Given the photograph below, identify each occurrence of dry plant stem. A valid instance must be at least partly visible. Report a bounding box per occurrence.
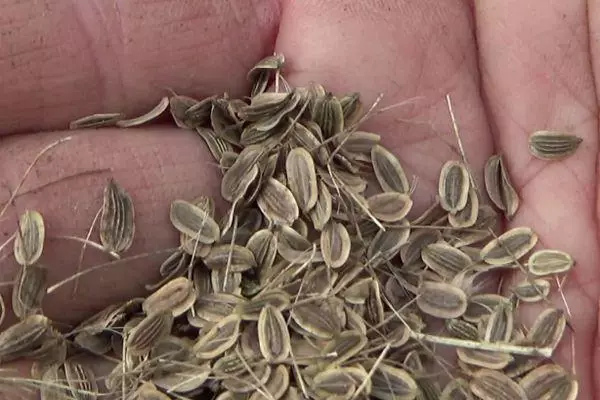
[0,136,72,220]
[46,248,177,294]
[49,236,120,259]
[73,207,103,296]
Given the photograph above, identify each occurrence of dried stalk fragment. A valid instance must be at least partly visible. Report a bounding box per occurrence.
[371,144,410,193]
[529,130,583,160]
[258,305,291,363]
[320,221,351,269]
[367,192,413,222]
[116,96,169,127]
[519,364,578,400]
[480,227,537,265]
[527,249,574,276]
[193,314,241,359]
[99,179,135,254]
[470,369,527,400]
[438,160,470,213]
[69,113,124,129]
[170,199,220,244]
[12,264,47,319]
[126,310,174,356]
[512,279,551,302]
[142,277,196,317]
[257,177,300,225]
[13,210,45,266]
[484,155,519,219]
[286,147,318,212]
[526,308,566,350]
[416,281,468,319]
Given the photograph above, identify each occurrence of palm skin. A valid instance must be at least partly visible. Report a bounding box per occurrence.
[0,0,598,398]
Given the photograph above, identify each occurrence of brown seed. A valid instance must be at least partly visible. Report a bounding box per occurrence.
[470,369,527,400]
[527,249,574,276]
[519,363,578,400]
[126,310,174,356]
[69,113,124,129]
[0,314,50,363]
[480,227,538,265]
[257,177,300,225]
[371,144,410,193]
[416,281,468,319]
[321,221,351,269]
[258,305,291,363]
[512,278,551,303]
[526,308,566,350]
[529,130,583,160]
[369,362,419,400]
[204,244,257,272]
[169,199,220,244]
[142,277,196,317]
[193,314,241,359]
[484,155,520,219]
[13,210,45,267]
[116,96,169,128]
[438,160,470,213]
[366,192,413,222]
[63,360,98,400]
[286,147,318,212]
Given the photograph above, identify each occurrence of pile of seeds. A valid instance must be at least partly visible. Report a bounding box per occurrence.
[0,54,583,400]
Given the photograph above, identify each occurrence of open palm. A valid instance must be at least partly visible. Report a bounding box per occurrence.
[1,0,598,398]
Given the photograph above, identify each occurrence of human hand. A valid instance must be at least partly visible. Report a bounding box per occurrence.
[0,0,598,398]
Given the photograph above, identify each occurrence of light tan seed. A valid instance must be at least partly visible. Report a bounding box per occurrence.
[211,268,242,294]
[463,294,508,323]
[152,362,211,394]
[527,249,574,276]
[0,314,50,363]
[126,310,174,356]
[13,210,45,267]
[309,180,332,230]
[196,127,234,163]
[222,362,272,393]
[258,305,291,363]
[529,130,583,160]
[366,192,413,222]
[484,302,513,343]
[440,378,472,400]
[311,368,357,399]
[257,177,300,225]
[193,314,241,359]
[449,187,480,228]
[247,53,285,96]
[456,348,513,370]
[371,144,410,193]
[340,92,364,126]
[12,264,47,319]
[290,299,343,339]
[69,113,124,129]
[204,244,257,272]
[470,369,527,400]
[445,319,479,340]
[322,330,367,366]
[341,277,372,305]
[526,308,566,350]
[438,161,470,213]
[247,229,278,272]
[480,227,538,265]
[142,277,196,317]
[235,290,291,321]
[98,179,135,254]
[321,221,351,269]
[512,279,551,303]
[336,130,380,154]
[367,222,411,264]
[170,199,220,244]
[400,229,441,265]
[416,281,468,319]
[277,224,317,264]
[192,293,241,322]
[221,145,262,202]
[421,242,472,279]
[116,96,169,127]
[369,362,419,400]
[484,155,520,219]
[63,360,98,400]
[249,364,290,400]
[313,93,344,138]
[286,147,318,212]
[519,364,578,400]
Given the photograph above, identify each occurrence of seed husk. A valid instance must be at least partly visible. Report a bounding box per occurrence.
[438,160,470,213]
[456,348,514,370]
[63,360,98,400]
[469,369,527,400]
[449,187,480,228]
[116,96,169,127]
[321,221,351,269]
[416,281,468,319]
[170,199,220,244]
[369,362,419,400]
[484,155,520,219]
[512,279,551,302]
[13,210,45,267]
[69,113,124,129]
[367,192,413,222]
[258,305,291,363]
[480,227,538,265]
[99,179,135,253]
[12,264,47,319]
[126,310,174,356]
[204,244,257,272]
[257,177,300,225]
[286,147,318,212]
[519,364,578,400]
[526,308,566,350]
[193,314,241,359]
[529,130,583,160]
[249,364,290,400]
[421,242,472,279]
[527,249,574,276]
[371,144,410,194]
[142,277,196,317]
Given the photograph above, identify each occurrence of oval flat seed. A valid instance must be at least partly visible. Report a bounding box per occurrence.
[257,177,300,225]
[309,180,332,230]
[484,302,513,343]
[116,96,169,127]
[527,249,574,276]
[312,368,358,398]
[69,113,124,129]
[371,144,410,193]
[192,293,241,322]
[249,364,290,400]
[277,225,316,264]
[13,210,45,267]
[0,314,50,362]
[367,223,410,264]
[456,348,513,370]
[369,363,418,400]
[438,160,470,213]
[480,227,538,265]
[338,130,380,154]
[416,281,468,319]
[529,130,583,160]
[449,187,479,228]
[470,369,527,400]
[321,221,351,269]
[421,242,472,279]
[440,378,472,400]
[484,155,520,219]
[221,145,262,202]
[519,364,577,400]
[258,305,291,363]
[286,147,318,212]
[193,314,241,359]
[63,360,98,400]
[99,179,135,254]
[512,279,551,302]
[142,277,196,317]
[366,192,413,222]
[247,229,279,272]
[322,330,367,366]
[312,93,344,138]
[526,308,566,350]
[126,310,174,357]
[12,264,47,319]
[290,300,343,339]
[204,244,257,272]
[445,319,479,341]
[235,290,291,321]
[463,294,508,323]
[170,200,220,244]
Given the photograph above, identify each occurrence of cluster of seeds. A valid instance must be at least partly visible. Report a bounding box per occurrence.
[0,53,584,400]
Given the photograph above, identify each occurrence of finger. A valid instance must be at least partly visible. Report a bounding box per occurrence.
[0,127,221,327]
[274,0,493,213]
[475,0,599,392]
[0,0,280,135]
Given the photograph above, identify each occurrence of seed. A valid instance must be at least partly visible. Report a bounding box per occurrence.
[116,96,169,128]
[126,310,174,356]
[519,364,578,400]
[484,301,513,343]
[63,360,98,400]
[438,161,470,213]
[258,305,291,363]
[367,223,411,264]
[400,229,441,265]
[222,362,272,393]
[484,155,520,219]
[277,225,316,264]
[456,348,513,370]
[322,330,367,366]
[312,93,344,138]
[529,130,583,160]
[470,369,527,400]
[526,308,566,350]
[193,314,241,359]
[369,362,418,400]
[142,277,196,317]
[13,210,45,267]
[341,277,372,305]
[321,221,351,269]
[152,362,211,394]
[371,144,410,193]
[480,227,538,265]
[449,187,480,228]
[204,244,257,272]
[286,147,318,213]
[421,242,472,279]
[69,113,124,129]
[311,368,359,399]
[212,269,242,294]
[416,281,468,319]
[249,364,290,400]
[512,279,551,302]
[235,289,291,321]
[463,294,509,323]
[247,53,286,97]
[527,249,574,276]
[0,314,50,363]
[309,180,333,230]
[367,192,413,222]
[196,127,234,162]
[440,378,472,400]
[170,199,220,244]
[445,319,479,341]
[99,179,135,254]
[290,299,344,339]
[257,177,300,225]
